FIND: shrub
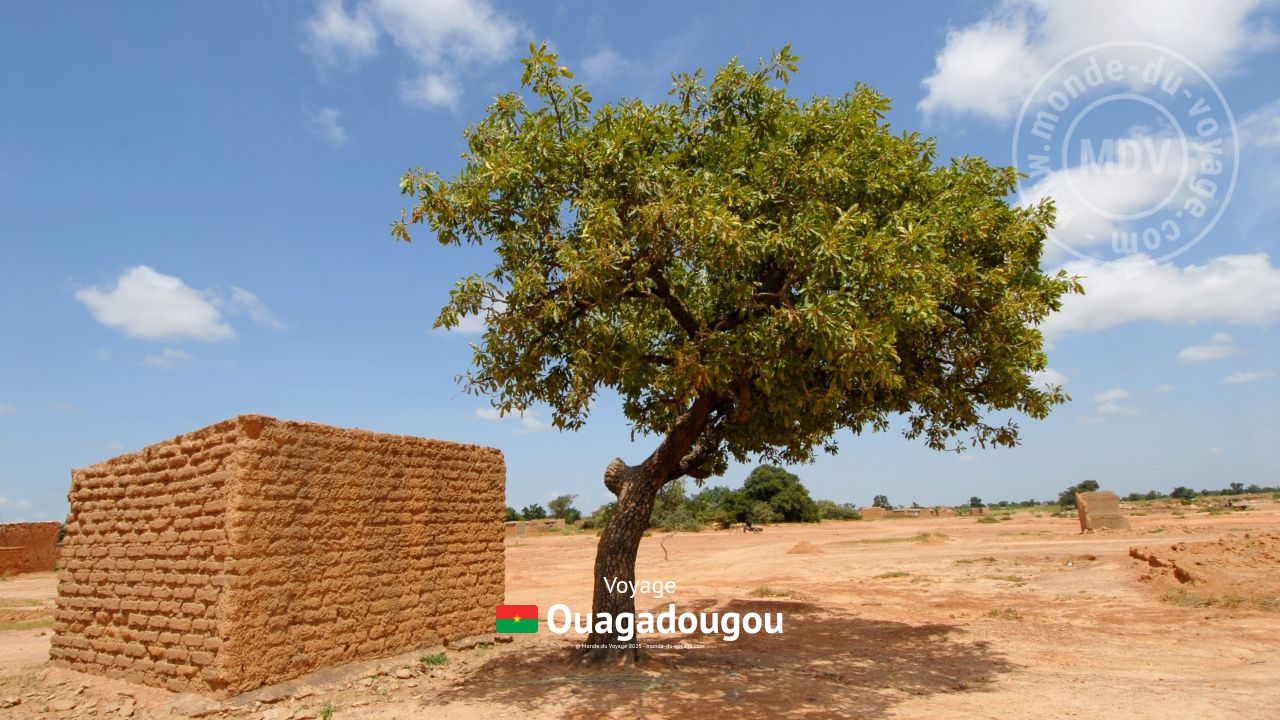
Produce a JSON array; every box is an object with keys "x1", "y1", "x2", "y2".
[
  {"x1": 420, "y1": 652, "x2": 448, "y2": 665},
  {"x1": 816, "y1": 500, "x2": 861, "y2": 520},
  {"x1": 580, "y1": 503, "x2": 615, "y2": 530}
]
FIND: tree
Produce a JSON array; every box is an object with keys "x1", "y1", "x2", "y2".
[
  {"x1": 650, "y1": 479, "x2": 701, "y2": 531},
  {"x1": 581, "y1": 502, "x2": 615, "y2": 530},
  {"x1": 969, "y1": 496, "x2": 983, "y2": 508},
  {"x1": 395, "y1": 44, "x2": 1075, "y2": 663},
  {"x1": 741, "y1": 465, "x2": 820, "y2": 522},
  {"x1": 872, "y1": 495, "x2": 893, "y2": 510},
  {"x1": 1058, "y1": 479, "x2": 1100, "y2": 506},
  {"x1": 520, "y1": 503, "x2": 548, "y2": 520},
  {"x1": 504, "y1": 506, "x2": 519, "y2": 521},
  {"x1": 548, "y1": 494, "x2": 581, "y2": 522},
  {"x1": 1170, "y1": 486, "x2": 1197, "y2": 500},
  {"x1": 816, "y1": 500, "x2": 861, "y2": 520}
]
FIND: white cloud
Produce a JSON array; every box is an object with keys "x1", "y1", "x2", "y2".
[
  {"x1": 437, "y1": 297, "x2": 504, "y2": 335},
  {"x1": 1042, "y1": 254, "x2": 1280, "y2": 341},
  {"x1": 143, "y1": 348, "x2": 195, "y2": 370},
  {"x1": 580, "y1": 47, "x2": 629, "y2": 83},
  {"x1": 75, "y1": 266, "x2": 235, "y2": 342},
  {"x1": 1239, "y1": 99, "x2": 1280, "y2": 149},
  {"x1": 75, "y1": 266, "x2": 284, "y2": 342},
  {"x1": 400, "y1": 73, "x2": 462, "y2": 110},
  {"x1": 306, "y1": 107, "x2": 348, "y2": 147},
  {"x1": 0, "y1": 403, "x2": 15, "y2": 415},
  {"x1": 303, "y1": 0, "x2": 379, "y2": 66},
  {"x1": 1209, "y1": 447, "x2": 1225, "y2": 455},
  {"x1": 1177, "y1": 332, "x2": 1241, "y2": 362},
  {"x1": 920, "y1": 12, "x2": 1043, "y2": 121},
  {"x1": 1092, "y1": 388, "x2": 1132, "y2": 415},
  {"x1": 474, "y1": 405, "x2": 551, "y2": 433},
  {"x1": 229, "y1": 287, "x2": 286, "y2": 330},
  {"x1": 1222, "y1": 370, "x2": 1276, "y2": 384},
  {"x1": 302, "y1": 0, "x2": 523, "y2": 109},
  {"x1": 920, "y1": 0, "x2": 1275, "y2": 121},
  {"x1": 1030, "y1": 367, "x2": 1068, "y2": 390},
  {"x1": 1152, "y1": 384, "x2": 1174, "y2": 393},
  {"x1": 452, "y1": 313, "x2": 486, "y2": 334},
  {"x1": 1018, "y1": 127, "x2": 1206, "y2": 261},
  {"x1": 1084, "y1": 388, "x2": 1136, "y2": 422}
]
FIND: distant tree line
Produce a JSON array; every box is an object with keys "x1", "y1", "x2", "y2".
[
  {"x1": 509, "y1": 476, "x2": 1280, "y2": 531},
  {"x1": 505, "y1": 493, "x2": 583, "y2": 523}
]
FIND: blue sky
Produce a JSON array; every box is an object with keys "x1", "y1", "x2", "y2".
[{"x1": 2, "y1": 0, "x2": 1278, "y2": 521}]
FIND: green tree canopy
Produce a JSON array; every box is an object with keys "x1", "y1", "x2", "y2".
[
  {"x1": 547, "y1": 494, "x2": 581, "y2": 522},
  {"x1": 396, "y1": 43, "x2": 1075, "y2": 474},
  {"x1": 395, "y1": 43, "x2": 1076, "y2": 659},
  {"x1": 742, "y1": 465, "x2": 820, "y2": 522}
]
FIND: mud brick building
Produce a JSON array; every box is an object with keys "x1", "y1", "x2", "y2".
[
  {"x1": 0, "y1": 521, "x2": 60, "y2": 573},
  {"x1": 51, "y1": 415, "x2": 505, "y2": 697}
]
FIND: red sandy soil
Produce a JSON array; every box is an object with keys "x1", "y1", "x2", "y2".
[{"x1": 3, "y1": 500, "x2": 1279, "y2": 719}]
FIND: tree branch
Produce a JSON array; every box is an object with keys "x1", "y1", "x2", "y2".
[{"x1": 646, "y1": 266, "x2": 701, "y2": 339}]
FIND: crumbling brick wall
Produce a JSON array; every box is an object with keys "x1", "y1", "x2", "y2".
[
  {"x1": 0, "y1": 521, "x2": 61, "y2": 572},
  {"x1": 52, "y1": 415, "x2": 505, "y2": 697}
]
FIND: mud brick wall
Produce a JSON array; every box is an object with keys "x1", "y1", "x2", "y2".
[
  {"x1": 52, "y1": 420, "x2": 239, "y2": 694},
  {"x1": 0, "y1": 547, "x2": 22, "y2": 575},
  {"x1": 0, "y1": 521, "x2": 61, "y2": 572},
  {"x1": 52, "y1": 415, "x2": 505, "y2": 698}
]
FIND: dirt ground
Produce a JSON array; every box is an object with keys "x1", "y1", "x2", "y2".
[{"x1": 3, "y1": 500, "x2": 1279, "y2": 719}]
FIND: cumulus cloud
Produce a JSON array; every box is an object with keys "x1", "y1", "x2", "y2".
[
  {"x1": 451, "y1": 313, "x2": 487, "y2": 334},
  {"x1": 1017, "y1": 127, "x2": 1208, "y2": 261},
  {"x1": 75, "y1": 266, "x2": 284, "y2": 342},
  {"x1": 474, "y1": 406, "x2": 551, "y2": 433},
  {"x1": 306, "y1": 107, "x2": 348, "y2": 147},
  {"x1": 1178, "y1": 332, "x2": 1241, "y2": 362},
  {"x1": 1239, "y1": 99, "x2": 1280, "y2": 149},
  {"x1": 920, "y1": 0, "x2": 1275, "y2": 121},
  {"x1": 1030, "y1": 367, "x2": 1068, "y2": 390},
  {"x1": 1041, "y1": 253, "x2": 1280, "y2": 341},
  {"x1": 1223, "y1": 370, "x2": 1276, "y2": 384},
  {"x1": 1093, "y1": 388, "x2": 1131, "y2": 415},
  {"x1": 143, "y1": 348, "x2": 195, "y2": 370},
  {"x1": 75, "y1": 266, "x2": 235, "y2": 342},
  {"x1": 302, "y1": 0, "x2": 523, "y2": 109},
  {"x1": 580, "y1": 47, "x2": 630, "y2": 83},
  {"x1": 229, "y1": 287, "x2": 287, "y2": 331},
  {"x1": 303, "y1": 0, "x2": 379, "y2": 65}
]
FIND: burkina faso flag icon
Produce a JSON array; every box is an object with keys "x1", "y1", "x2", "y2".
[{"x1": 495, "y1": 604, "x2": 539, "y2": 633}]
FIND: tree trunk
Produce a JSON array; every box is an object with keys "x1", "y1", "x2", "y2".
[
  {"x1": 578, "y1": 461, "x2": 661, "y2": 665},
  {"x1": 575, "y1": 397, "x2": 717, "y2": 665}
]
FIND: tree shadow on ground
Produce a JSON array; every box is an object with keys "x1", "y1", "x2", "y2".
[{"x1": 432, "y1": 599, "x2": 1015, "y2": 719}]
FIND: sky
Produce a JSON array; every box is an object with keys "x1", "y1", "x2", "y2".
[{"x1": 2, "y1": 0, "x2": 1278, "y2": 522}]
